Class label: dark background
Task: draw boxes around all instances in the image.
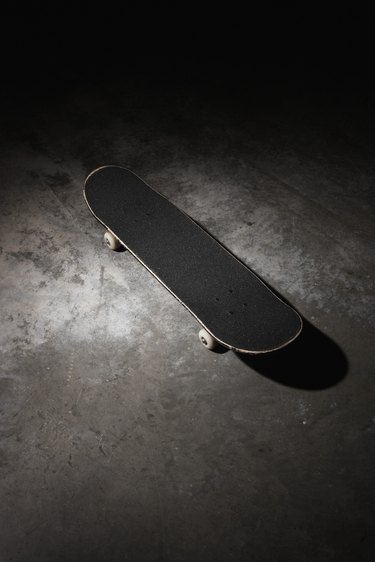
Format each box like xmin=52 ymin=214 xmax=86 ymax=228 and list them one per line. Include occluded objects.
xmin=2 ymin=6 xmax=374 ymax=94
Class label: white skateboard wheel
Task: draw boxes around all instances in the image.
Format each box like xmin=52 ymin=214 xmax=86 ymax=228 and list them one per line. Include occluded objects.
xmin=104 ymin=231 xmax=121 ymax=250
xmin=199 ymin=328 xmax=218 ymax=350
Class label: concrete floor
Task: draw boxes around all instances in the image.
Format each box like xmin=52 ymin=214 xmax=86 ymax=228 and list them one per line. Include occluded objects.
xmin=0 ymin=63 xmax=375 ymax=561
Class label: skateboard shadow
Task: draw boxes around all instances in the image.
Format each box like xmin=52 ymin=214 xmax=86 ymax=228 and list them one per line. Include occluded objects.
xmin=236 ymin=317 xmax=348 ymax=390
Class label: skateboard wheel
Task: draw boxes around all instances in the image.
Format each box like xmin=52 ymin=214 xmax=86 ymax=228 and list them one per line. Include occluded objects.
xmin=104 ymin=231 xmax=121 ymax=251
xmin=199 ymin=328 xmax=218 ymax=351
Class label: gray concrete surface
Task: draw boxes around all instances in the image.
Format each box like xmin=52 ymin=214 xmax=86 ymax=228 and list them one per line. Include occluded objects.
xmin=0 ymin=69 xmax=374 ymax=561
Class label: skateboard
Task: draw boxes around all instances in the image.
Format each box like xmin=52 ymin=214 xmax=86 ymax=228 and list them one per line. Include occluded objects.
xmin=84 ymin=166 xmax=302 ymax=354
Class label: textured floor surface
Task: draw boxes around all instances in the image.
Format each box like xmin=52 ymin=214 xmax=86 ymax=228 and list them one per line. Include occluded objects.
xmin=0 ymin=63 xmax=374 ymax=561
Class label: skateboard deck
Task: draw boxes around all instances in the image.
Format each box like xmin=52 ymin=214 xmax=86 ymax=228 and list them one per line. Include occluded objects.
xmin=84 ymin=166 xmax=302 ymax=353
